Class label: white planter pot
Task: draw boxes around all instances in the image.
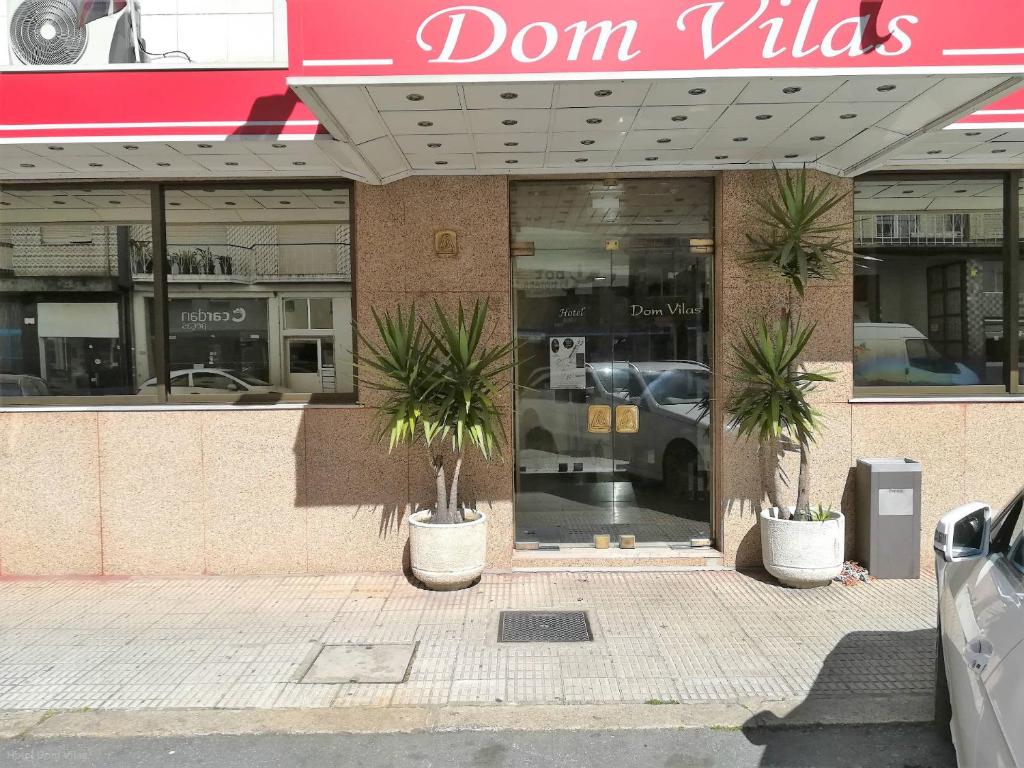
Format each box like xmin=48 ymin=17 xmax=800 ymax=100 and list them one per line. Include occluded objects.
xmin=408 ymin=509 xmax=487 ymax=591
xmin=760 ymin=508 xmax=845 ymax=589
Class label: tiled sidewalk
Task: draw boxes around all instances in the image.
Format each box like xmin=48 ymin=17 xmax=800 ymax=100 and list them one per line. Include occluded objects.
xmin=0 ymin=571 xmax=937 ymax=712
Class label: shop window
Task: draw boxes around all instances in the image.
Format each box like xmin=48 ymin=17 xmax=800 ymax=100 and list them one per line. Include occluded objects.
xmin=854 ymin=176 xmax=1015 ymax=393
xmin=160 ymin=187 xmax=354 ymax=399
xmin=0 ymin=188 xmax=154 ymax=403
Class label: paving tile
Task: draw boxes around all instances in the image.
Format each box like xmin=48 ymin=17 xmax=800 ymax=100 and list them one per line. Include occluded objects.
xmin=0 ymin=572 xmax=937 ymax=711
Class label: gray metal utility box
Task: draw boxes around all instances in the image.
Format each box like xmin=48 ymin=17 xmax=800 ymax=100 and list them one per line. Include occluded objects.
xmin=856 ymin=458 xmax=922 ymax=579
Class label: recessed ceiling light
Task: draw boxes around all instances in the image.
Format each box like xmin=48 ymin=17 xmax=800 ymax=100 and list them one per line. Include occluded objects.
xmin=225 ymin=161 xmax=239 ymax=166
xmin=279 ymin=201 xmax=291 ymax=205
xmin=418 ymin=121 xmax=434 ymax=128
xmin=108 ymin=200 xmax=121 ymax=205
xmin=581 ymin=139 xmax=596 ymax=146
xmin=435 ymin=160 xmax=448 ymax=165
xmin=586 ymin=118 xmax=603 ymax=125
xmin=955 ymin=189 xmax=968 ymax=193
xmin=197 ymin=143 xmax=212 ymax=149
xmin=575 ymin=157 xmax=589 ymax=163
xmin=645 ymin=156 xmax=659 ymax=161
xmin=992 ymin=149 xmax=1007 ymax=154
xmin=19 ymin=163 xmax=35 ymax=168
xmin=225 ymin=201 xmax=236 ymax=206
xmin=902 ymin=190 xmax=915 ymax=194
xmin=500 ymin=92 xmax=518 ymax=100
xmin=809 ymin=135 xmax=826 ymax=141
xmin=671 ymin=115 xmax=688 ymax=122
xmin=504 ymin=141 xmax=519 ymax=147
xmin=784 ymin=153 xmax=799 ymax=159
xmin=657 ymin=138 xmax=672 ymax=144
xmin=965 ymin=131 xmax=982 ymax=137
xmin=755 ymin=114 xmax=772 ymax=121
xmin=715 ymin=155 xmax=729 ymax=160
xmin=505 ymin=159 xmax=519 ymax=164
xmin=406 ymin=93 xmax=424 ymax=102
xmin=840 ymin=113 xmax=857 ymax=120
xmin=272 ymin=143 xmax=287 ymax=149
xmin=293 ymin=161 xmax=307 ymax=166
xmin=53 ymin=200 xmax=66 ymax=205
xmin=169 ymin=201 xmax=181 ymax=206
xmin=927 ymin=150 xmax=943 ymax=155
xmin=156 ymin=162 xmax=171 ymax=167
xmin=123 ymin=145 xmax=139 ymax=150
xmin=688 ymin=88 xmax=706 ymax=96
xmin=782 ymin=86 xmax=802 ymax=94
xmin=502 ymin=119 xmax=518 ymax=126
xmin=88 ymin=162 xmax=103 ymax=167
xmin=427 ymin=142 xmax=442 ymax=148
xmin=594 ymin=89 xmax=613 ymax=97
xmin=47 ymin=145 xmax=63 ymax=151
xmin=334 ymin=200 xmax=345 ymax=204
xmin=876 ymin=84 xmax=897 ymax=92
xmin=0 ymin=202 xmax=9 ymax=206
xmin=733 ymin=137 xmax=748 ymax=142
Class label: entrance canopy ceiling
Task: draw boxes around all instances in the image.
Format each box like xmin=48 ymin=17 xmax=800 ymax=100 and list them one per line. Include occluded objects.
xmin=291 ymin=74 xmax=1022 ymax=182
xmin=1 ymin=0 xmax=1023 ymax=182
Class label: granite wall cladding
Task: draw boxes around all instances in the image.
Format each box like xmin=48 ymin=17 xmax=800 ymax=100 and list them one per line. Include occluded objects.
xmin=0 ymin=176 xmax=514 ymax=576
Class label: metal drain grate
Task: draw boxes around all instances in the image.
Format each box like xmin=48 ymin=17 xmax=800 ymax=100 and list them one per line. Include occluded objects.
xmin=498 ymin=611 xmax=593 ymax=643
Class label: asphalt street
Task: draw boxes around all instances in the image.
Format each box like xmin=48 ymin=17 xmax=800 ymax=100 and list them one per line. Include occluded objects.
xmin=0 ymin=724 xmax=956 ymax=768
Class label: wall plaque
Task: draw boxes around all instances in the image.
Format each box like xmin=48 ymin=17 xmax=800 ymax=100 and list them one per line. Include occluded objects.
xmin=434 ymin=230 xmax=458 ymax=258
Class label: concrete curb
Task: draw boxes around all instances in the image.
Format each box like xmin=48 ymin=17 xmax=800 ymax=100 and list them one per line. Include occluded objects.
xmin=0 ymin=695 xmax=935 ymax=740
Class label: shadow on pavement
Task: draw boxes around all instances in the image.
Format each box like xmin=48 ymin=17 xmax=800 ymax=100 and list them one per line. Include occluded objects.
xmin=741 ymin=629 xmax=956 ymax=768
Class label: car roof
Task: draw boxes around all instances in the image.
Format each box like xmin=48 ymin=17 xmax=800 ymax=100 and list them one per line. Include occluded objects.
xmin=0 ymin=373 xmax=43 ymax=382
xmin=854 ymin=323 xmax=926 ymax=340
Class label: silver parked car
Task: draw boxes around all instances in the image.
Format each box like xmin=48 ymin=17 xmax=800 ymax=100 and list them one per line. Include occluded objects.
xmin=934 ymin=490 xmax=1024 ymax=767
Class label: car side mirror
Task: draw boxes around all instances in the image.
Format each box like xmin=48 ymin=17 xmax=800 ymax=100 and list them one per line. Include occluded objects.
xmin=934 ymin=503 xmax=991 ymax=563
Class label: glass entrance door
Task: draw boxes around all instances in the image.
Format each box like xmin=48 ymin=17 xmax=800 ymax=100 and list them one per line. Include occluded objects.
xmin=512 ymin=179 xmax=714 ymax=548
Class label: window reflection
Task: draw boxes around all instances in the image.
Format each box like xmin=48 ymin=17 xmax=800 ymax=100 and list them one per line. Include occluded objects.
xmin=854 ymin=178 xmax=1006 ymax=389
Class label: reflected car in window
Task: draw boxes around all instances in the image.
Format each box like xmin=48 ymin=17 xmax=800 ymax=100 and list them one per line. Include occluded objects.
xmin=516 ymin=361 xmax=710 ymax=498
xmin=137 ymin=368 xmax=289 ymax=395
xmin=854 ymin=323 xmax=980 ymax=386
xmin=0 ymin=374 xmax=51 ymax=397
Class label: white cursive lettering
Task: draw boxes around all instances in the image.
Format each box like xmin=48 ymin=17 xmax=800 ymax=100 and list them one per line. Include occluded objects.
xmin=677 ymin=0 xmax=770 ymax=59
xmin=564 ymin=20 xmax=641 ymax=62
xmin=416 ymin=5 xmax=507 ymax=64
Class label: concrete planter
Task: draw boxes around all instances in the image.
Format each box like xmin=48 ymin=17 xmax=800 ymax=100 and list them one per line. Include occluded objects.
xmin=760 ymin=508 xmax=844 ymax=589
xmin=408 ymin=509 xmax=487 ymax=591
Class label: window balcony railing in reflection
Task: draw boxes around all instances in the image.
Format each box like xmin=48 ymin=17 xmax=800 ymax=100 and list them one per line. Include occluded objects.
xmin=853 ymin=211 xmax=1014 ymax=248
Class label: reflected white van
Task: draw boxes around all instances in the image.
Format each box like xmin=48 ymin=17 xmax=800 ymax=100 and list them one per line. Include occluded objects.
xmin=854 ymin=323 xmax=981 ymax=386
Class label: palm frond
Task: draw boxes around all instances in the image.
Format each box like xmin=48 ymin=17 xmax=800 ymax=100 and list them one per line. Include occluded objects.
xmin=744 ymin=167 xmax=852 ymax=296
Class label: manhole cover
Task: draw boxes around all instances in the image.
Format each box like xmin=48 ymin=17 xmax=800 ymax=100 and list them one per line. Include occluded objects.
xmin=298 ymin=643 xmax=417 ymax=684
xmin=498 ymin=611 xmax=593 ymax=643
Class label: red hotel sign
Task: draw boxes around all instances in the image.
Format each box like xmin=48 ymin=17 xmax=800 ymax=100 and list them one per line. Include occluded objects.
xmin=293 ymin=0 xmax=1024 ymax=77
xmin=1 ymin=0 xmax=1022 ymax=144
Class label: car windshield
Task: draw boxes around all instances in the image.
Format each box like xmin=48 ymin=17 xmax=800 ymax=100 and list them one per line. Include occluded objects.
xmin=222 ymin=370 xmax=271 ymax=387
xmin=641 ymin=369 xmax=709 ymax=406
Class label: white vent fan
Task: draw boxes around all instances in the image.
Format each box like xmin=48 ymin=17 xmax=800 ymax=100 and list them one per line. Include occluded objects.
xmin=8 ymin=0 xmax=139 ymax=66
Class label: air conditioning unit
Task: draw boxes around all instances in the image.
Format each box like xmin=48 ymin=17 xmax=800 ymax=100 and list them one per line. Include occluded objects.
xmin=4 ymin=0 xmax=142 ymax=67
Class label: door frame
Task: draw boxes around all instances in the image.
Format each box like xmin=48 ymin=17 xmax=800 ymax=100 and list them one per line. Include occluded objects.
xmin=508 ymin=174 xmax=718 ymax=550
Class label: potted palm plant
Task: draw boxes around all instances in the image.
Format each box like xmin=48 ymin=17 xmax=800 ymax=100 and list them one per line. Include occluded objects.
xmin=727 ymin=168 xmax=850 ymax=588
xmin=359 ymin=299 xmax=514 ymax=591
